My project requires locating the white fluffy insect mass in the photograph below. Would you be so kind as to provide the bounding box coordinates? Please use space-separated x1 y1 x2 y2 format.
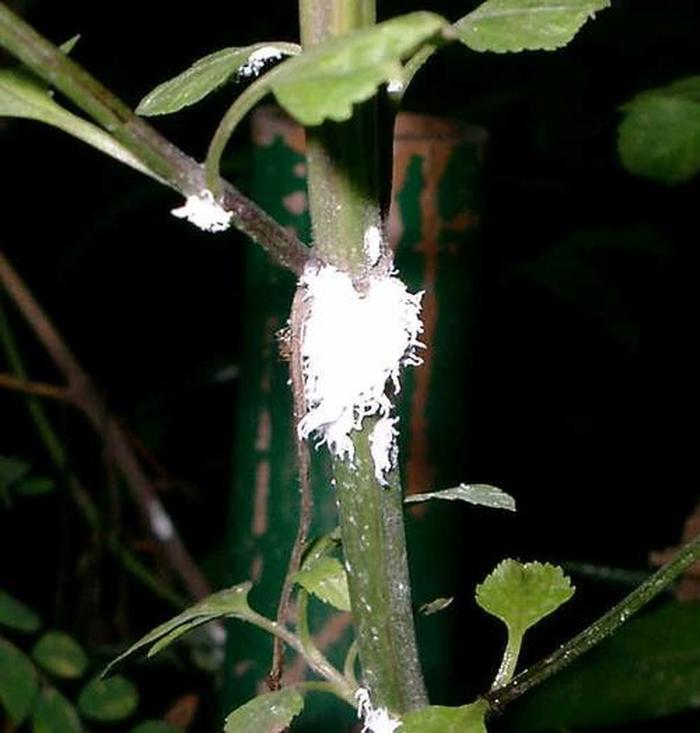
171 191 232 232
356 688 402 733
237 46 284 78
298 264 423 484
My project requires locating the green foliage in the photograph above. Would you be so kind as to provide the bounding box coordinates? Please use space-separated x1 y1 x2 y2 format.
0 69 156 179
77 675 138 723
270 12 446 125
401 699 489 733
224 689 304 733
32 632 88 679
31 687 82 733
477 560 574 637
0 637 39 724
503 601 700 731
454 0 609 53
130 722 182 733
136 43 300 116
103 582 252 674
0 590 41 633
405 483 515 512
418 597 454 616
618 76 700 184
293 556 351 612
0 457 54 501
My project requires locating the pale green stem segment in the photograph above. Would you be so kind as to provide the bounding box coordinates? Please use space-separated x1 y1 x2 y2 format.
297 0 428 713
491 630 523 690
487 528 700 710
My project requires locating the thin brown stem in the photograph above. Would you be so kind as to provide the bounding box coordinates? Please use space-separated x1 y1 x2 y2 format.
268 288 314 690
0 372 70 402
0 249 210 601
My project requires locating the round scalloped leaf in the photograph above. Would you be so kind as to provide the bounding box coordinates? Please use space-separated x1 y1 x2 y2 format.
78 675 138 723
293 557 351 612
476 559 574 636
271 12 446 126
32 632 88 679
0 637 39 725
618 77 700 185
401 700 488 733
455 0 609 53
224 689 304 733
31 686 82 733
136 43 300 116
0 590 41 633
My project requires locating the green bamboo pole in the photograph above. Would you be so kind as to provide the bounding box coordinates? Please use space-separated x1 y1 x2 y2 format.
298 0 427 714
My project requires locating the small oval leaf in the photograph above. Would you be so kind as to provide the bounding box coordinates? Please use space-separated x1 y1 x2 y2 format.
0 590 41 633
224 689 304 733
293 557 351 612
78 675 138 723
271 12 447 125
477 559 574 636
32 631 88 679
419 597 454 616
0 637 39 725
31 686 82 733
405 483 515 512
136 43 300 116
455 0 609 53
401 700 488 733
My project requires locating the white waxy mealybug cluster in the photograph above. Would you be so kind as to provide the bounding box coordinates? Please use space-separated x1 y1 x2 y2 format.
356 688 402 733
238 46 284 79
171 190 232 232
297 264 423 484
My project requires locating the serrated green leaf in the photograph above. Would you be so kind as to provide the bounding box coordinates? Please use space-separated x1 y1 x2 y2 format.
136 42 300 116
419 597 454 616
293 557 351 612
32 632 88 679
618 76 700 185
0 68 158 180
103 582 252 675
0 455 30 488
0 637 39 724
502 602 700 731
0 590 41 633
476 560 574 636
77 675 138 723
59 35 81 55
31 686 82 733
455 0 609 53
405 483 515 511
401 699 488 733
270 12 446 125
224 689 304 733
129 721 182 733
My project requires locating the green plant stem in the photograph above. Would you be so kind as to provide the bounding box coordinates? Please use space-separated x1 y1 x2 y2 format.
297 0 427 713
491 631 523 690
0 3 310 275
246 607 354 702
486 528 700 711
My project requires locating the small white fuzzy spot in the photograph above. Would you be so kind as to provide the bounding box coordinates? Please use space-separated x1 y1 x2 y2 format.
387 78 404 94
369 416 398 485
238 46 283 79
356 688 402 733
148 499 174 541
171 191 232 232
364 224 383 266
298 265 423 484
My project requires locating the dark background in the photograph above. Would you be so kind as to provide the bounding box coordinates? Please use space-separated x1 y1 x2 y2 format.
2 1 700 731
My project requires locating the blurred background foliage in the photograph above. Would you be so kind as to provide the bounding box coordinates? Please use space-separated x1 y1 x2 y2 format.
2 1 700 731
